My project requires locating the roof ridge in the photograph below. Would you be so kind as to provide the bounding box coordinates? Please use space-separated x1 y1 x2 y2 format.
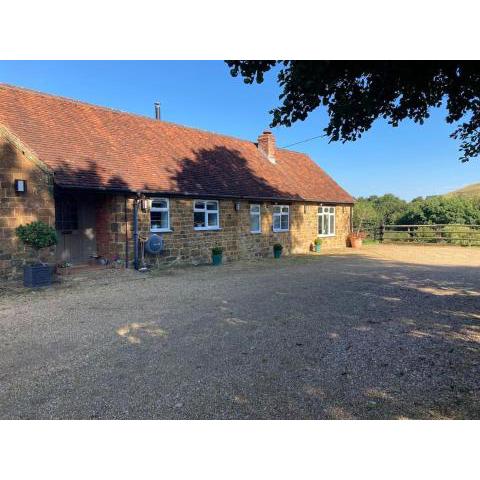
0 82 303 155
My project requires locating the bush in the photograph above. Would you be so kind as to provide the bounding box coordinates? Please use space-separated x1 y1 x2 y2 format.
414 226 438 243
397 196 480 225
212 246 223 255
314 237 323 246
16 221 57 251
442 225 480 246
383 231 411 242
273 243 283 252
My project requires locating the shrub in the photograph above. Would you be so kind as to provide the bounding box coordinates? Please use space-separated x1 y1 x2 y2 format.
212 246 223 256
397 196 480 225
314 237 323 246
383 231 411 242
349 231 367 240
442 225 480 246
16 221 57 263
273 243 283 252
414 226 438 243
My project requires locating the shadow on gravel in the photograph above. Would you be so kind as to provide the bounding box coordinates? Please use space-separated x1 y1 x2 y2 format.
1 249 479 419
270 253 480 419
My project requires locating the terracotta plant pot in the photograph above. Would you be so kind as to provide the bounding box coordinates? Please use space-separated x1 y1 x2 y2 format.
350 237 363 248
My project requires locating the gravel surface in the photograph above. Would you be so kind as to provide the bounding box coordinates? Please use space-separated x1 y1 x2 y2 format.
1 244 479 419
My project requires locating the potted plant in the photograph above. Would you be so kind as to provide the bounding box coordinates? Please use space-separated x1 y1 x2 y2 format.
273 243 283 259
212 246 223 266
348 231 366 248
350 200 374 249
16 221 57 287
314 237 323 253
56 261 72 276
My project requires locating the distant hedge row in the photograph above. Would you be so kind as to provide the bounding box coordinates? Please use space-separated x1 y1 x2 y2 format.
353 194 480 231
384 225 480 246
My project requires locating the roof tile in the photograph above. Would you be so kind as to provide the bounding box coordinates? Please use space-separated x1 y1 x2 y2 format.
0 84 354 203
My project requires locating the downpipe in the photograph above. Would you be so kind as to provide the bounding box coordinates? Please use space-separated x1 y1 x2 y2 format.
133 198 139 270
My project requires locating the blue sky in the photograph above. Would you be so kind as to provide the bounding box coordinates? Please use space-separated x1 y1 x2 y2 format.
1 60 478 200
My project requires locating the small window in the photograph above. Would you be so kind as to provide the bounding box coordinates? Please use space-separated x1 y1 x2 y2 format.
150 198 170 232
318 206 335 236
250 204 261 233
273 205 289 232
194 200 219 230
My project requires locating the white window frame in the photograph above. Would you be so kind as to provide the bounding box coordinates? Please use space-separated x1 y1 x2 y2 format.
150 197 170 232
272 205 289 232
193 199 220 231
250 204 261 234
318 206 336 237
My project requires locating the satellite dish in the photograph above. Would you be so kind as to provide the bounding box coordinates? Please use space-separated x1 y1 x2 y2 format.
144 234 164 254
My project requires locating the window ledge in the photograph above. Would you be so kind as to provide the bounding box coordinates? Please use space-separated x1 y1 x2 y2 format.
151 229 173 233
318 234 335 237
194 227 222 231
250 231 262 234
273 229 289 233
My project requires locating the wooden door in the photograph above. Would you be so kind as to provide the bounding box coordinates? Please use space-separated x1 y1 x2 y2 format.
55 195 96 264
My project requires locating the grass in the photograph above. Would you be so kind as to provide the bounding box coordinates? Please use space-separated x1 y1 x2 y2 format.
445 182 480 199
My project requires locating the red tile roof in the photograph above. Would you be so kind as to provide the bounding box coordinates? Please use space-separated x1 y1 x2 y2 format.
0 84 354 203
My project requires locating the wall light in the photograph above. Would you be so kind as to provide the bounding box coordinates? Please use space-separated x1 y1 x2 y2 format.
14 179 27 194
234 201 241 212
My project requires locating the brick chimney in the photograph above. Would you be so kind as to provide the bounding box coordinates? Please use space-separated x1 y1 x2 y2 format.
257 130 276 164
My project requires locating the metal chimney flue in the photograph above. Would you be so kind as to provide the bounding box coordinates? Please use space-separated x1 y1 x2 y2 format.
154 102 161 120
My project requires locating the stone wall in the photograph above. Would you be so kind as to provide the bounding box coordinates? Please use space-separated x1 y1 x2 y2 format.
0 131 55 278
0 145 352 278
102 195 352 267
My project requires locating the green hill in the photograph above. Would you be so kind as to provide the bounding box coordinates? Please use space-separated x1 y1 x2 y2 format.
445 183 480 199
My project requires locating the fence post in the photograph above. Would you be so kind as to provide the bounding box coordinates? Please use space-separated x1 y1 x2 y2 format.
380 223 385 243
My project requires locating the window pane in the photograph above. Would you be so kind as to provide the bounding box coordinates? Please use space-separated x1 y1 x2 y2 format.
281 214 288 230
318 215 323 234
206 201 218 211
151 211 168 230
194 201 205 210
282 206 289 213
250 204 260 213
207 212 218 227
152 199 167 209
250 214 260 232
194 211 205 227
321 215 328 234
273 206 281 214
329 207 334 213
329 215 335 234
273 215 281 230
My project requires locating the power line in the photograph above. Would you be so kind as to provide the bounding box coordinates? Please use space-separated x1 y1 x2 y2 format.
280 134 325 149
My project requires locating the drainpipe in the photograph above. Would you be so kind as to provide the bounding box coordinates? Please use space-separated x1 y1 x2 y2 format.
124 195 129 268
133 197 139 270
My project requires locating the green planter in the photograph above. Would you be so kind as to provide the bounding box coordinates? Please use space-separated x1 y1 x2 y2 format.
212 253 223 266
273 249 282 259
315 244 321 253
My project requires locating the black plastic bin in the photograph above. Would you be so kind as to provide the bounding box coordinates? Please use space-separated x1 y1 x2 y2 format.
23 264 53 288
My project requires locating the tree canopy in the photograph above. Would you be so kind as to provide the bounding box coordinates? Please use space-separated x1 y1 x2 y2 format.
353 194 480 227
226 61 480 162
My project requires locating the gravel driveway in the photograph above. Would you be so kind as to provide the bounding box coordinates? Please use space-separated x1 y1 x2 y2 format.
1 244 479 419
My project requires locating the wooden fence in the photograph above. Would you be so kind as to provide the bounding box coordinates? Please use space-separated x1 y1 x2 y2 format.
368 224 480 246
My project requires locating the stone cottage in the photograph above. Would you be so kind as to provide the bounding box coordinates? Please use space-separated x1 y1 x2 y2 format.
0 84 355 278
